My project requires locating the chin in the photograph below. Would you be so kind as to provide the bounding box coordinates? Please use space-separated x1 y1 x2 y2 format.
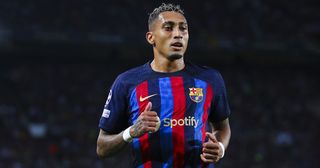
168 54 183 61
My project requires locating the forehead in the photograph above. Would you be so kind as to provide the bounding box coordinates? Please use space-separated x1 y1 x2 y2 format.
156 11 187 25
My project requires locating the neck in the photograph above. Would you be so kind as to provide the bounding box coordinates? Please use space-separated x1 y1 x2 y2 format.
151 56 185 73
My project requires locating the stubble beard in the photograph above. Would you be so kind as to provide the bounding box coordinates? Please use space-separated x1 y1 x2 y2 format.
168 54 183 61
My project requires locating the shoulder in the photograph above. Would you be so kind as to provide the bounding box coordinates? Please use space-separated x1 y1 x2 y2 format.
186 62 223 81
186 62 227 94
113 63 149 87
117 64 145 80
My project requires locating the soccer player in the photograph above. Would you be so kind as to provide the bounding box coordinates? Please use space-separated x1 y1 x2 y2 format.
97 3 231 168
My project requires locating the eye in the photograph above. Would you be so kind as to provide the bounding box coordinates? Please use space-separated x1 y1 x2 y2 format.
164 26 173 31
180 26 187 31
179 24 188 31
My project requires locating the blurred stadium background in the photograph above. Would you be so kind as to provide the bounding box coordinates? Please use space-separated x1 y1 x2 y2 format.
0 0 319 167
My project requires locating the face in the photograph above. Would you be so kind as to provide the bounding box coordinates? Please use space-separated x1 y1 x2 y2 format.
147 11 189 61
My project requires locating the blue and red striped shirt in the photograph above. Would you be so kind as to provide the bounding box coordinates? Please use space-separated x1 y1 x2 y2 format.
99 61 230 168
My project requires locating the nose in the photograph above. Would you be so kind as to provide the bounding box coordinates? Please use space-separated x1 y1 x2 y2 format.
173 27 182 39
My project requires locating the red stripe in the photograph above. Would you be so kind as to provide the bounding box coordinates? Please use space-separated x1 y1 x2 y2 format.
136 81 152 168
201 84 213 168
170 77 186 168
202 84 213 142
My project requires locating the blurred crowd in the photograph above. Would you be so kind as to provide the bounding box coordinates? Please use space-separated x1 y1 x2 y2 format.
0 62 319 168
0 0 319 51
223 65 320 168
0 0 319 167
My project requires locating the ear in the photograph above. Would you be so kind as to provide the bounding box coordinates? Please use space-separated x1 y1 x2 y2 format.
146 31 155 46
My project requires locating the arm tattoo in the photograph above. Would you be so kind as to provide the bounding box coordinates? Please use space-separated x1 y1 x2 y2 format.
131 120 143 137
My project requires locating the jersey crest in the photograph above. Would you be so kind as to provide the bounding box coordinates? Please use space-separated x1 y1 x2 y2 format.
189 87 203 103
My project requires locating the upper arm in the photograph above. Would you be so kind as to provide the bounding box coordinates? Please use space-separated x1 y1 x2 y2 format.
97 129 111 149
210 118 231 149
97 129 108 141
211 118 230 131
99 75 129 133
97 128 128 158
96 129 108 158
209 71 231 122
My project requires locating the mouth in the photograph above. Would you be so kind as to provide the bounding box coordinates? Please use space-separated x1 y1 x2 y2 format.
170 42 183 50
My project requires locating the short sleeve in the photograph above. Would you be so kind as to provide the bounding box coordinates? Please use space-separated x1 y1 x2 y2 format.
209 72 231 122
99 75 129 134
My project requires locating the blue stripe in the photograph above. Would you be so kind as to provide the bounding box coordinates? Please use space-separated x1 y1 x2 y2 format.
130 88 140 124
129 88 143 167
159 77 174 168
194 79 207 168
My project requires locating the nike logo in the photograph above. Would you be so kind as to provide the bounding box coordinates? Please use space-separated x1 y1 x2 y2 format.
139 94 158 102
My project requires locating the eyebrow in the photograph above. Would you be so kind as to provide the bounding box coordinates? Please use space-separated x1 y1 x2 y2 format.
162 21 188 26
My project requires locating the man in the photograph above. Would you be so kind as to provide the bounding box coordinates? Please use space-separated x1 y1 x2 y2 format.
97 3 231 168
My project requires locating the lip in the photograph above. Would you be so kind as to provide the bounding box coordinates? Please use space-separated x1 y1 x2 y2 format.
170 42 184 50
170 46 183 51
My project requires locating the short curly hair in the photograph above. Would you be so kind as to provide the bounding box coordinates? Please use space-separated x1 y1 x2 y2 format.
148 3 185 30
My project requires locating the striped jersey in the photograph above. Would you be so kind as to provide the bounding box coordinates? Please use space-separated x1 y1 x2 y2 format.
99 61 231 168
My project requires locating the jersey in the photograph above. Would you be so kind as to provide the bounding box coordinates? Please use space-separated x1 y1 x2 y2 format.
99 61 231 168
